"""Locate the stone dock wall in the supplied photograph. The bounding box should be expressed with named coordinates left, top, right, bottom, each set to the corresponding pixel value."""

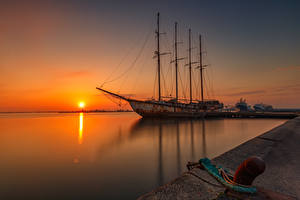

left=138, top=117, right=300, bottom=200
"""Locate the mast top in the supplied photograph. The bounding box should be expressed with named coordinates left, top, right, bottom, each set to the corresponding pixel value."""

left=156, top=12, right=161, bottom=101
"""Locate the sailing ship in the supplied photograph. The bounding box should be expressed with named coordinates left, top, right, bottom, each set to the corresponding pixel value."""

left=97, top=13, right=223, bottom=118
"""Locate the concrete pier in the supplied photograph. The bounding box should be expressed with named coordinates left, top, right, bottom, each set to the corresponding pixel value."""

left=138, top=117, right=300, bottom=200
left=206, top=111, right=298, bottom=119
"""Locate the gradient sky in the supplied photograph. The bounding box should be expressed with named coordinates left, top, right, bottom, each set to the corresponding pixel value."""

left=1, top=0, right=299, bottom=111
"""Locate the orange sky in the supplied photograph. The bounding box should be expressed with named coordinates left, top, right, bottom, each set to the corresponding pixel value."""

left=0, top=1, right=299, bottom=112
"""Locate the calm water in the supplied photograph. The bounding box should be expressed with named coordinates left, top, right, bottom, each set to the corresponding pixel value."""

left=0, top=112, right=286, bottom=199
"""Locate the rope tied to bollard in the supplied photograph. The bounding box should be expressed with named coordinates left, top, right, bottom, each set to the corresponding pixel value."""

left=186, top=158, right=260, bottom=194
left=186, top=171, right=224, bottom=188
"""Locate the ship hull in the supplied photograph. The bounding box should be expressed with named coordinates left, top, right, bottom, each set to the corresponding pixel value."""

left=128, top=100, right=206, bottom=118
left=95, top=87, right=222, bottom=118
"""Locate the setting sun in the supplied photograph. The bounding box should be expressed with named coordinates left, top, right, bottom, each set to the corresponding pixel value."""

left=78, top=102, right=85, bottom=109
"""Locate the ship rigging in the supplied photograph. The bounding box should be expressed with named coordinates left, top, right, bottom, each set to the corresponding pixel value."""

left=97, top=13, right=223, bottom=117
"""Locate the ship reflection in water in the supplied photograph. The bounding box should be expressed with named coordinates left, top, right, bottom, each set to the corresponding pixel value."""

left=130, top=118, right=209, bottom=186
left=0, top=113, right=286, bottom=199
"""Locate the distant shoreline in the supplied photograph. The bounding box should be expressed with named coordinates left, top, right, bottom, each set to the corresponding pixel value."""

left=0, top=110, right=133, bottom=114
left=1, top=108, right=300, bottom=114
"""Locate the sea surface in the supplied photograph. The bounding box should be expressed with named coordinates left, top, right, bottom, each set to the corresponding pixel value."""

left=0, top=112, right=286, bottom=199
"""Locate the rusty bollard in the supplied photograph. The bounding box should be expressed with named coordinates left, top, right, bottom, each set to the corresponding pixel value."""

left=233, top=156, right=266, bottom=185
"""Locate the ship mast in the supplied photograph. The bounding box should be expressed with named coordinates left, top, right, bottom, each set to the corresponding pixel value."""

left=196, top=35, right=209, bottom=102
left=172, top=22, right=184, bottom=102
left=175, top=22, right=179, bottom=101
left=199, top=34, right=204, bottom=102
left=188, top=29, right=192, bottom=104
left=156, top=13, right=161, bottom=101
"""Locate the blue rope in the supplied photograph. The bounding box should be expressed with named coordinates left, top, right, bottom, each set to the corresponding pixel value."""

left=199, top=158, right=257, bottom=194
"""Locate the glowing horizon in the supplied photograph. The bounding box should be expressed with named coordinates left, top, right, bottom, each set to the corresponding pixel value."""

left=0, top=1, right=299, bottom=112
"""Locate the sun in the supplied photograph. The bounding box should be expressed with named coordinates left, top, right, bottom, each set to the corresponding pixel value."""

left=78, top=102, right=85, bottom=109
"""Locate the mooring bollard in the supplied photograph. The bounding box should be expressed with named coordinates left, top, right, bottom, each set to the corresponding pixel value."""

left=233, top=156, right=266, bottom=185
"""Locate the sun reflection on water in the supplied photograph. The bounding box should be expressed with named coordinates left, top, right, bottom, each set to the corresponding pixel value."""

left=78, top=112, right=83, bottom=144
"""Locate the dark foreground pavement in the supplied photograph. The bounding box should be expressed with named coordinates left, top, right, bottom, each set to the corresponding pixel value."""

left=138, top=117, right=300, bottom=200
